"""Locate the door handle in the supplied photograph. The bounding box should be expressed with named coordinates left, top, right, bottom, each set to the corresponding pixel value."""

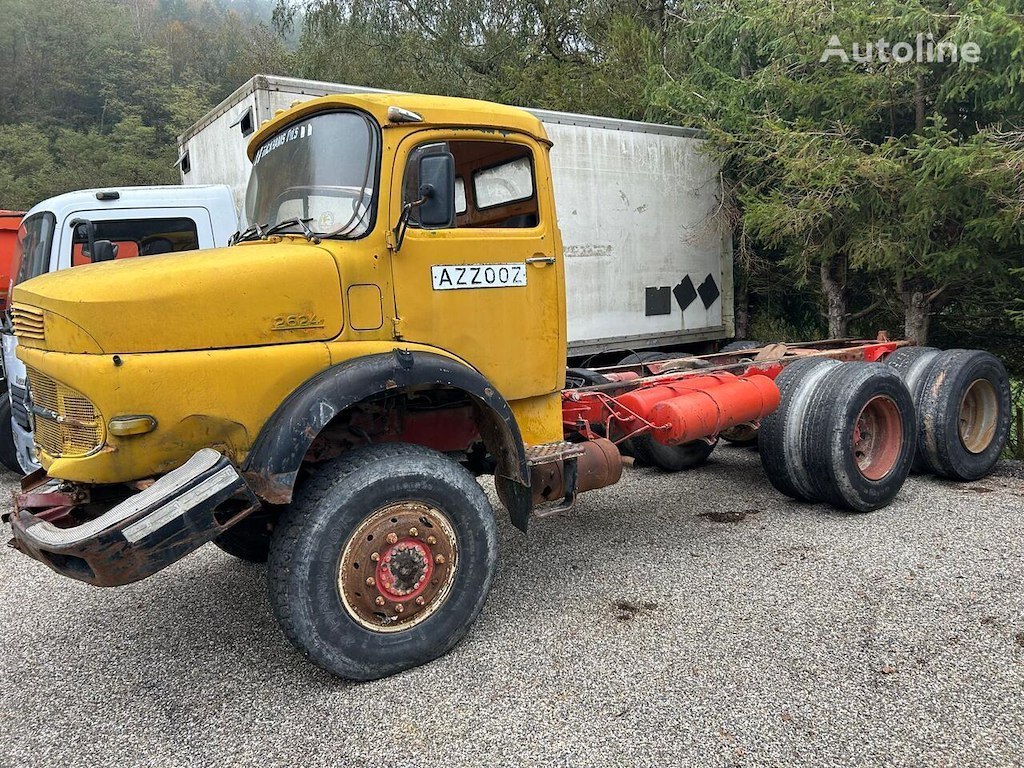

left=526, top=255, right=556, bottom=266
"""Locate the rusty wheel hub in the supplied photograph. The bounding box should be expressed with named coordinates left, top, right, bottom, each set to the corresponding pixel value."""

left=852, top=395, right=902, bottom=481
left=338, top=502, right=457, bottom=633
left=958, top=378, right=998, bottom=454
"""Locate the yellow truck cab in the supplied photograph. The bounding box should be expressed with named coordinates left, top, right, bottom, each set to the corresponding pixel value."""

left=6, top=92, right=1011, bottom=681
left=8, top=93, right=584, bottom=679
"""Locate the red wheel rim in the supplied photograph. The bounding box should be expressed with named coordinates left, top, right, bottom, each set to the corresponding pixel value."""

left=852, top=395, right=902, bottom=481
left=338, top=502, right=458, bottom=633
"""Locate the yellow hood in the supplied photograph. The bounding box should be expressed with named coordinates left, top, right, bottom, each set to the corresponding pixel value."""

left=11, top=240, right=343, bottom=354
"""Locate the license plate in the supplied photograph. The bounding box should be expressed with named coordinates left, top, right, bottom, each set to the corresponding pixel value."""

left=431, top=263, right=527, bottom=290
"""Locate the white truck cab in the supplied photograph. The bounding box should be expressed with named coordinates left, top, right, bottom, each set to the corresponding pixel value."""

left=4, top=185, right=238, bottom=472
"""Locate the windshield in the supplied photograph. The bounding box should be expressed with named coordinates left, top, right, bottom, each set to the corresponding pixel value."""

left=244, top=110, right=379, bottom=239
left=13, top=212, right=56, bottom=285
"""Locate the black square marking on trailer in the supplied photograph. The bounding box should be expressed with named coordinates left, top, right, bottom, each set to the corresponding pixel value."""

left=673, top=276, right=697, bottom=312
left=645, top=286, right=672, bottom=316
left=697, top=274, right=720, bottom=309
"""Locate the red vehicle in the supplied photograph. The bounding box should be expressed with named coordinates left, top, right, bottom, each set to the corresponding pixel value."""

left=0, top=211, right=24, bottom=311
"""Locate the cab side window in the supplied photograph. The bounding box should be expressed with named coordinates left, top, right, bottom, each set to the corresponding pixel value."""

left=71, top=217, right=200, bottom=266
left=403, top=140, right=538, bottom=229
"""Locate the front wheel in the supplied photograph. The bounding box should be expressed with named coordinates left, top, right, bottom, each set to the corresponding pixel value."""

left=0, top=395, right=21, bottom=474
left=267, top=443, right=498, bottom=680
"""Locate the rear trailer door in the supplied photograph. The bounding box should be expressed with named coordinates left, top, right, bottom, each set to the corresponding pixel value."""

left=543, top=120, right=729, bottom=355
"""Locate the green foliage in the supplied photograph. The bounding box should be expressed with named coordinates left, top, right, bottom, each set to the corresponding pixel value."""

left=639, top=0, right=1024, bottom=344
left=1006, top=379, right=1024, bottom=459
left=0, top=0, right=288, bottom=210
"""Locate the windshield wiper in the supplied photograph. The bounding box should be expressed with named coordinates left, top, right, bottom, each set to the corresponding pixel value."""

left=263, top=217, right=321, bottom=244
left=229, top=222, right=268, bottom=246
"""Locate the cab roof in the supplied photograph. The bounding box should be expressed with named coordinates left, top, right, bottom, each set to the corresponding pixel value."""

left=22, top=185, right=235, bottom=224
left=247, top=93, right=550, bottom=160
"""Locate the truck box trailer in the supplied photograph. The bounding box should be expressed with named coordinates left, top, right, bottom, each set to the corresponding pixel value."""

left=178, top=75, right=733, bottom=356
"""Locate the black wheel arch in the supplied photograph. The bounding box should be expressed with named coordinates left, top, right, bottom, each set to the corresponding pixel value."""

left=243, top=349, right=531, bottom=528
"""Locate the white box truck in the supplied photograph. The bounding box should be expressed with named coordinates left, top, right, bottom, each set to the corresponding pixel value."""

left=2, top=185, right=238, bottom=472
left=178, top=75, right=733, bottom=357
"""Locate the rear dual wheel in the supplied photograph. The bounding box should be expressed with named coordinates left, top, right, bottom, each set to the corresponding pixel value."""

left=759, top=361, right=916, bottom=511
left=631, top=434, right=717, bottom=472
left=799, top=363, right=916, bottom=511
left=886, top=347, right=1010, bottom=480
left=901, top=349, right=1009, bottom=481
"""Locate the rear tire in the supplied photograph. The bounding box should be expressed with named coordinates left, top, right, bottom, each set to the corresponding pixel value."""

left=0, top=395, right=21, bottom=474
left=267, top=443, right=497, bottom=680
left=720, top=340, right=761, bottom=353
left=759, top=358, right=840, bottom=501
left=800, top=363, right=916, bottom=512
left=916, top=349, right=1010, bottom=481
left=618, top=350, right=669, bottom=366
left=884, top=346, right=941, bottom=473
left=632, top=434, right=716, bottom=471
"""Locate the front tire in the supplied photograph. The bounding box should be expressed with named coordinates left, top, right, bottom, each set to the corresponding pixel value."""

left=0, top=395, right=21, bottom=474
left=267, top=443, right=498, bottom=680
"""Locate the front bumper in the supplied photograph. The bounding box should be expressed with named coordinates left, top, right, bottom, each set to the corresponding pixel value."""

left=7, top=449, right=259, bottom=586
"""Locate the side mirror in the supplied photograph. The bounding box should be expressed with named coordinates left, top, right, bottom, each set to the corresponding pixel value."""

left=88, top=240, right=117, bottom=263
left=417, top=153, right=455, bottom=228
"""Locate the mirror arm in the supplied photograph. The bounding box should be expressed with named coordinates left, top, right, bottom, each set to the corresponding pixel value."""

left=68, top=218, right=97, bottom=261
left=393, top=197, right=427, bottom=253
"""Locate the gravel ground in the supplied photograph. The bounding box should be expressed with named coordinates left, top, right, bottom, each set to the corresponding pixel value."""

left=1, top=447, right=1022, bottom=768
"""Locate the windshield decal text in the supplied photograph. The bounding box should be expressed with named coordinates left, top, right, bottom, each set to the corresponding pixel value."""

left=254, top=122, right=312, bottom=165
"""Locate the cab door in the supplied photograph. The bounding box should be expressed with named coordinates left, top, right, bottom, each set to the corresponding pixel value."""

left=389, top=130, right=565, bottom=402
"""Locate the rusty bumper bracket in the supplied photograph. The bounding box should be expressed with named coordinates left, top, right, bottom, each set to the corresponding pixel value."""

left=9, top=448, right=259, bottom=586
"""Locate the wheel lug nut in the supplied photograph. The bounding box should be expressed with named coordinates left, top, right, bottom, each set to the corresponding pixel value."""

left=415, top=596, right=425, bottom=606
left=409, top=526, right=419, bottom=537
left=386, top=532, right=398, bottom=544
left=374, top=596, right=385, bottom=606
left=365, top=577, right=375, bottom=586
left=434, top=554, right=446, bottom=565
left=427, top=536, right=437, bottom=545
left=370, top=552, right=379, bottom=562
left=395, top=604, right=404, bottom=614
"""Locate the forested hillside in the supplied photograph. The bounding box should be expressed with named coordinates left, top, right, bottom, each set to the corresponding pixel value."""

left=0, top=0, right=287, bottom=205
left=1, top=0, right=1023, bottom=374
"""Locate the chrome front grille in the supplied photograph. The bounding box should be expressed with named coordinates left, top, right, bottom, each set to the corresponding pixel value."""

left=11, top=304, right=44, bottom=341
left=24, top=367, right=104, bottom=458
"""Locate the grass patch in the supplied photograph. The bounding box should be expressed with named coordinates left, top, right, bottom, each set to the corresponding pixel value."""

left=1006, top=379, right=1024, bottom=460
